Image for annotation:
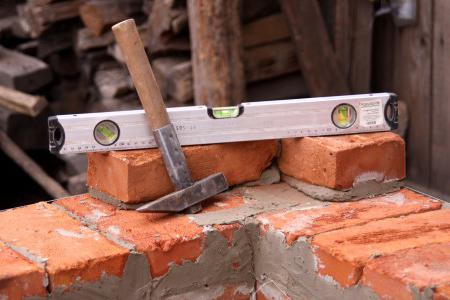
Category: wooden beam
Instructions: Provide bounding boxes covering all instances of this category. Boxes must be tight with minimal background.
[246,72,308,101]
[348,0,373,93]
[146,0,190,55]
[244,39,298,82]
[279,0,349,96]
[75,27,114,52]
[17,0,85,38]
[373,1,433,187]
[333,0,352,80]
[431,0,450,194]
[187,0,245,106]
[153,56,192,103]
[152,34,302,104]
[243,13,290,48]
[80,0,127,37]
[94,65,133,99]
[0,129,69,199]
[0,46,52,93]
[0,85,47,117]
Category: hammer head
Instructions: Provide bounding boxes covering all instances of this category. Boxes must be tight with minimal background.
[136,173,228,213]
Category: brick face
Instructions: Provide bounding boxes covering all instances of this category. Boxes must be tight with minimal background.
[0,243,47,299]
[0,202,129,291]
[258,189,441,245]
[362,243,450,300]
[1,183,449,299]
[312,209,450,287]
[435,285,450,300]
[56,195,204,277]
[87,140,278,203]
[56,193,246,278]
[278,132,405,190]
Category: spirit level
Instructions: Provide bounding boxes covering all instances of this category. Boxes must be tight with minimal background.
[48,93,398,154]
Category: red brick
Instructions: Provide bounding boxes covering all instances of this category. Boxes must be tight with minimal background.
[87,140,278,204]
[361,243,450,300]
[278,132,405,190]
[56,193,245,278]
[312,209,450,287]
[435,285,450,300]
[0,203,129,291]
[257,189,441,245]
[0,243,47,299]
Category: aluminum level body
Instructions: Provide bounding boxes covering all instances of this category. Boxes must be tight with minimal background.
[49,93,398,154]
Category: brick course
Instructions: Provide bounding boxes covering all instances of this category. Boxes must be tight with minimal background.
[312,209,450,287]
[257,189,441,245]
[1,187,449,299]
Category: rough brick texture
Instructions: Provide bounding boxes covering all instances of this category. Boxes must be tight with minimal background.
[56,193,246,278]
[87,140,278,203]
[57,194,206,278]
[362,243,450,300]
[0,243,47,299]
[278,132,405,190]
[0,202,129,292]
[258,189,441,245]
[1,183,449,299]
[312,209,450,287]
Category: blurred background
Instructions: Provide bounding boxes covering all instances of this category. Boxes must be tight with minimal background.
[0,0,447,209]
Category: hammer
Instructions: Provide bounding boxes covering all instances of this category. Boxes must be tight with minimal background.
[112,19,228,213]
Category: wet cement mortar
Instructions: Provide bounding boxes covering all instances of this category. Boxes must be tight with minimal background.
[24,176,441,299]
[282,174,403,202]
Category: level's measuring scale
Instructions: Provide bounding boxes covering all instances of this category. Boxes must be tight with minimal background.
[49,93,398,154]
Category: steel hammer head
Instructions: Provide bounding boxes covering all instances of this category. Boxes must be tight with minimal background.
[136,173,228,212]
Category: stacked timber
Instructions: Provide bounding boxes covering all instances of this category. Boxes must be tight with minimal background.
[0,0,376,199]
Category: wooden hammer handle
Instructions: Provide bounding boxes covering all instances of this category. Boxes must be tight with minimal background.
[112,19,170,129]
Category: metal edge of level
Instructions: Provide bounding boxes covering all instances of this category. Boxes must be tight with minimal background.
[49,93,398,154]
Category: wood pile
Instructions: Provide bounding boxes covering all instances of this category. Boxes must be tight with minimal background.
[0,0,374,198]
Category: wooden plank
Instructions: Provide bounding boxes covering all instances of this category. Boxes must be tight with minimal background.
[431,0,450,194]
[246,72,308,101]
[0,46,52,93]
[151,38,303,104]
[0,85,47,117]
[118,0,144,16]
[392,0,433,186]
[244,39,298,82]
[188,0,245,106]
[94,64,133,99]
[243,13,290,48]
[333,0,351,80]
[75,27,114,52]
[0,129,69,198]
[280,0,349,96]
[146,0,190,55]
[80,0,127,36]
[18,0,85,37]
[349,0,373,93]
[242,0,280,23]
[0,106,49,150]
[27,0,60,6]
[153,56,192,103]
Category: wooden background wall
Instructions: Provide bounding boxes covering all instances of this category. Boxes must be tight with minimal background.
[373,0,450,198]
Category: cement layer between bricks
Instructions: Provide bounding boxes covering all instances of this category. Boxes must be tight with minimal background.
[282,174,402,202]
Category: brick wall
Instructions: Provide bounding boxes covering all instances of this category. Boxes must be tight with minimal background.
[1,133,449,299]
